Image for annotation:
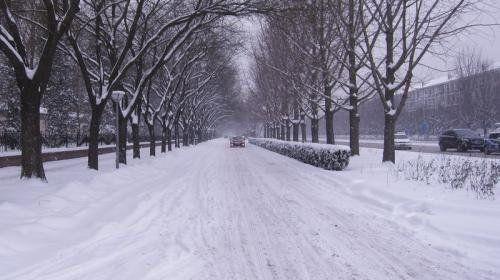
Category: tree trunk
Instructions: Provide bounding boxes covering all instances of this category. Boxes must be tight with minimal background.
[118,111,127,164]
[286,120,291,141]
[349,95,360,155]
[88,104,105,170]
[167,127,172,151]
[183,127,189,147]
[383,114,396,162]
[147,124,155,156]
[292,108,299,141]
[383,5,396,163]
[292,122,299,141]
[347,7,360,155]
[131,107,141,159]
[311,118,319,143]
[198,129,203,143]
[161,125,167,153]
[132,122,140,159]
[20,88,45,179]
[190,127,195,145]
[325,94,335,145]
[300,114,307,142]
[281,124,286,140]
[175,123,180,148]
[194,128,198,145]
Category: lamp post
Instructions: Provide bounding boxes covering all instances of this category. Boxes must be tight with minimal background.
[111,91,125,169]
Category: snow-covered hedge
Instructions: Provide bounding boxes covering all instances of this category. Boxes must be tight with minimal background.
[249,138,350,171]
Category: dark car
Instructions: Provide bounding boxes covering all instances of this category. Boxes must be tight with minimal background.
[484,132,500,155]
[230,136,245,148]
[439,129,484,152]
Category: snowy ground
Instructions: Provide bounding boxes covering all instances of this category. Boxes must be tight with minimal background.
[0,139,499,279]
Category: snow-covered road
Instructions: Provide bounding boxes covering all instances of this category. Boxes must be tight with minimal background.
[0,139,497,280]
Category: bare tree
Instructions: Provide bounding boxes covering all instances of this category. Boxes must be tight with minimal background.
[360,0,477,162]
[332,0,374,155]
[0,0,80,179]
[252,2,347,144]
[65,0,269,170]
[455,50,500,136]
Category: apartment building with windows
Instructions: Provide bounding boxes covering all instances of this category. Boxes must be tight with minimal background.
[401,67,500,135]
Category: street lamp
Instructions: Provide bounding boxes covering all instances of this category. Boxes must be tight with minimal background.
[111,91,125,169]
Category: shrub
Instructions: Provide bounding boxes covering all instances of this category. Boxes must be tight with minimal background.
[397,155,498,199]
[249,138,350,171]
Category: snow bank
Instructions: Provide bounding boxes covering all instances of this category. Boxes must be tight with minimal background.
[249,138,350,171]
[0,140,498,278]
[340,148,500,272]
[0,147,184,275]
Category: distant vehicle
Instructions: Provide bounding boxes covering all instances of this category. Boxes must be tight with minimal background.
[439,129,484,152]
[394,132,412,150]
[230,136,245,148]
[484,132,500,155]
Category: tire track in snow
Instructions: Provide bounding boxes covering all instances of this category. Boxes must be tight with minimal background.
[2,140,496,280]
[236,143,495,280]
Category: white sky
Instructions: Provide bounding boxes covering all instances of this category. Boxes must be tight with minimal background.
[415,0,500,81]
[235,0,500,89]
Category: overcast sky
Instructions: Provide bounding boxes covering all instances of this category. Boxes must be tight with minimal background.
[235,0,500,89]
[416,0,500,81]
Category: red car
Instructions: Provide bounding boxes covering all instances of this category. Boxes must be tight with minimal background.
[230,136,245,148]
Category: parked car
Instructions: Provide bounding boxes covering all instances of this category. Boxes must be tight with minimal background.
[484,132,500,155]
[230,136,245,148]
[439,129,484,152]
[394,132,412,150]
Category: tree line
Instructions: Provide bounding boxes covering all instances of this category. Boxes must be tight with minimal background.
[0,0,270,180]
[247,0,487,162]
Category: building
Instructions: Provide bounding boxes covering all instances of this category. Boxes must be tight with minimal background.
[328,65,500,137]
[401,66,500,136]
